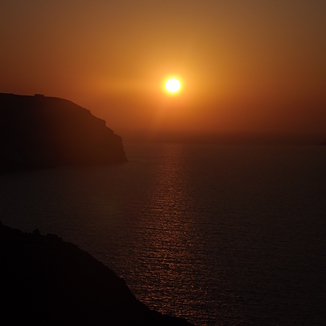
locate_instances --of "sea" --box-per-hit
[1,141,326,326]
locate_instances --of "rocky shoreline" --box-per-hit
[0,93,127,173]
[0,222,193,325]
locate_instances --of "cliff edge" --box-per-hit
[0,222,193,326]
[0,93,127,172]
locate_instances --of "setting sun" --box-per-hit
[165,78,181,93]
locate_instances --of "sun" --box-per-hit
[165,78,181,93]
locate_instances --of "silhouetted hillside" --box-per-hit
[0,222,193,326]
[0,93,127,172]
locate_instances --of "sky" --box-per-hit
[1,0,325,140]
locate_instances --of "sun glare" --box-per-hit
[165,78,181,93]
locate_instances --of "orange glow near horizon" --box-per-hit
[1,1,326,138]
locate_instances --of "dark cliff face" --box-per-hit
[0,93,127,172]
[0,222,193,325]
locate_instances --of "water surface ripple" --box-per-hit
[1,143,326,325]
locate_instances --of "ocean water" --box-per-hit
[1,142,326,325]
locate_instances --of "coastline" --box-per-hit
[0,221,193,325]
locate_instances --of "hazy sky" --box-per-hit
[1,0,325,138]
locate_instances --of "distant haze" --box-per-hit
[1,1,325,140]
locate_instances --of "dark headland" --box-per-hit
[0,222,193,325]
[0,93,127,173]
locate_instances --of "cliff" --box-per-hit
[0,222,193,326]
[0,93,127,172]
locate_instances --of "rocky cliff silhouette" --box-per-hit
[0,222,193,325]
[0,93,127,172]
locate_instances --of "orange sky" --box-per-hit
[1,1,325,140]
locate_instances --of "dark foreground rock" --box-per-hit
[0,222,193,325]
[0,93,127,173]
